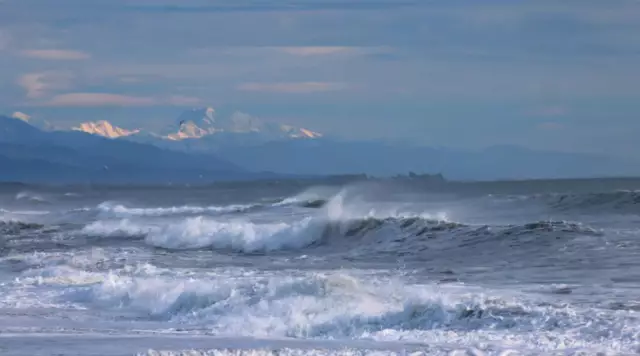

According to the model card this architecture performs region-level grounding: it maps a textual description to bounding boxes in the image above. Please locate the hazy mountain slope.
[72,107,322,142]
[0,115,261,183]
[215,138,636,180]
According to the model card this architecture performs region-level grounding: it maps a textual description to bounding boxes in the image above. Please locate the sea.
[1,178,640,356]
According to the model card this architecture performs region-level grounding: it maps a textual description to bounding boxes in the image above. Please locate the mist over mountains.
[1,108,638,183]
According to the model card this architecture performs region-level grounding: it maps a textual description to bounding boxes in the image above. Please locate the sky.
[1,0,639,158]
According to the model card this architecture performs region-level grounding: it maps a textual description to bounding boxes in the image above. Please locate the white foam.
[139,349,437,356]
[6,262,639,355]
[275,187,338,207]
[146,217,322,251]
[82,219,152,237]
[81,216,323,252]
[15,191,48,203]
[96,202,256,217]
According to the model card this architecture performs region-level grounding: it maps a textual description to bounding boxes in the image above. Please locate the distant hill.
[213,139,639,180]
[0,115,265,184]
[5,108,640,182]
[71,107,322,142]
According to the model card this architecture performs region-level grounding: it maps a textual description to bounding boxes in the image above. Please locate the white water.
[2,184,640,355]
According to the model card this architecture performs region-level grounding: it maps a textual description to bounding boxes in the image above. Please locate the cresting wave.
[12,266,637,354]
[92,198,327,218]
[96,201,261,217]
[80,213,600,254]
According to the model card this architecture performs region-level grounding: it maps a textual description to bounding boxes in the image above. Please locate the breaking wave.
[15,191,49,204]
[79,212,599,255]
[14,266,636,354]
[96,201,260,217]
[92,195,330,219]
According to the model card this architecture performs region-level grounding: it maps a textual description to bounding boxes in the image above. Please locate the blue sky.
[1,0,639,157]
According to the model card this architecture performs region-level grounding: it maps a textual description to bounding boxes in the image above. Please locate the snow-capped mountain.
[73,120,140,138]
[164,107,321,140]
[72,107,322,141]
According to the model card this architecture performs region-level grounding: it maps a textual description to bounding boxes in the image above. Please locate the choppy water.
[2,179,640,355]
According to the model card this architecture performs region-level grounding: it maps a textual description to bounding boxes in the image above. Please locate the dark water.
[1,179,640,355]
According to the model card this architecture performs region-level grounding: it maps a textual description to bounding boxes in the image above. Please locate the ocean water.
[1,179,640,356]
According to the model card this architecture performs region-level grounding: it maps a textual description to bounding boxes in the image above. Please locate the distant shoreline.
[2,174,640,192]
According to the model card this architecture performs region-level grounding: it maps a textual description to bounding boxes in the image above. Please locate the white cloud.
[19,49,91,60]
[538,122,565,130]
[167,95,202,106]
[17,71,73,98]
[278,46,355,56]
[44,93,157,107]
[237,82,347,93]
[0,29,10,51]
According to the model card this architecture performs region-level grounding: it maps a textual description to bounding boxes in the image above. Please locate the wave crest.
[96,202,260,217]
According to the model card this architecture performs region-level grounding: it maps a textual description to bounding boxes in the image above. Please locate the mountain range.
[1,107,638,183]
[0,113,271,184]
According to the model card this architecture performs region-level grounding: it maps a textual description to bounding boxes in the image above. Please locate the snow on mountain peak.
[55,107,321,141]
[73,120,140,138]
[163,107,322,141]
[11,112,31,122]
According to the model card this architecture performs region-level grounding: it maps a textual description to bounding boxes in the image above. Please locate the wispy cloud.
[279,46,355,56]
[41,93,200,107]
[168,95,202,106]
[237,82,347,93]
[0,29,10,51]
[17,71,73,98]
[528,106,569,117]
[538,122,565,130]
[19,49,91,60]
[44,93,157,107]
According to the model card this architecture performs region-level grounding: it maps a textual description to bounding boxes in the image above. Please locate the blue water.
[1,180,640,355]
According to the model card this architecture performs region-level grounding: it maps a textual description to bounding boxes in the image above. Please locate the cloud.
[0,29,10,51]
[17,71,73,98]
[237,82,347,93]
[118,76,143,83]
[168,95,202,105]
[44,93,157,107]
[529,106,569,117]
[19,49,91,60]
[538,122,565,130]
[40,93,198,107]
[279,46,356,56]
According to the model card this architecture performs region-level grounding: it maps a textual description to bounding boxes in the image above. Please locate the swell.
[525,190,640,214]
[95,201,263,217]
[78,214,600,255]
[89,197,327,218]
[16,267,636,354]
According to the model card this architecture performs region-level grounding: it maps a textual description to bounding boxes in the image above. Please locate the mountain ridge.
[2,111,639,182]
[67,107,323,141]
[0,115,276,183]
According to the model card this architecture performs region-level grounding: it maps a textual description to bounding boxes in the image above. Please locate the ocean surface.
[1,178,640,356]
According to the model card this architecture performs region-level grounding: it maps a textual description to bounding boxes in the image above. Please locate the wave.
[550,190,640,213]
[502,220,600,236]
[21,266,634,354]
[507,190,640,214]
[15,191,49,204]
[0,220,44,234]
[92,195,330,219]
[78,210,598,255]
[95,201,262,217]
[81,216,322,252]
